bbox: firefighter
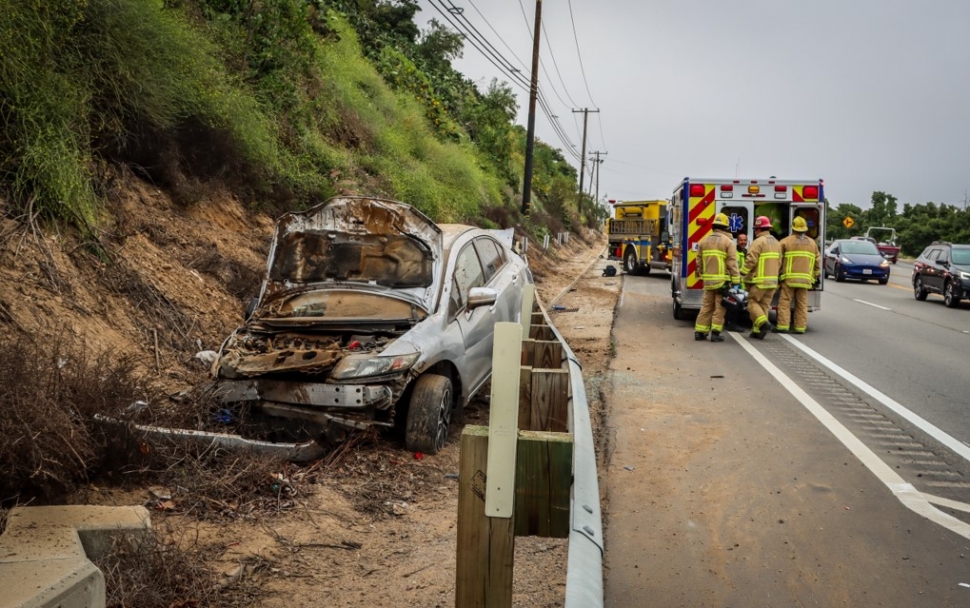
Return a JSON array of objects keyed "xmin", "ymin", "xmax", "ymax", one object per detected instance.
[
  {"xmin": 776, "ymin": 216, "xmax": 821, "ymax": 334},
  {"xmin": 694, "ymin": 213, "xmax": 740, "ymax": 342},
  {"xmin": 724, "ymin": 232, "xmax": 750, "ymax": 332},
  {"xmin": 740, "ymin": 216, "xmax": 781, "ymax": 339}
]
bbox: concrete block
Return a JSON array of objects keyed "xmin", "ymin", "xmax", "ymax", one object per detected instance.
[{"xmin": 0, "ymin": 505, "xmax": 151, "ymax": 608}]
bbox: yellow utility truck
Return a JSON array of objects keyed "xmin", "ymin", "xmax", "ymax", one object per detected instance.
[{"xmin": 606, "ymin": 199, "xmax": 671, "ymax": 275}]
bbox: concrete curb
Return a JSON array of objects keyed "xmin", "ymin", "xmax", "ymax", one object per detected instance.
[{"xmin": 0, "ymin": 505, "xmax": 152, "ymax": 608}]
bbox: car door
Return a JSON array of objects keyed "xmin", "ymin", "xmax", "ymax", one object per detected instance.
[
  {"xmin": 474, "ymin": 236, "xmax": 519, "ymax": 322},
  {"xmin": 449, "ymin": 239, "xmax": 495, "ymax": 395},
  {"xmin": 924, "ymin": 248, "xmax": 945, "ymax": 292},
  {"xmin": 824, "ymin": 244, "xmax": 839, "ymax": 276}
]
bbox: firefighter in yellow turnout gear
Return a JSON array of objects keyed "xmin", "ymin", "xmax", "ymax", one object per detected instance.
[
  {"xmin": 694, "ymin": 213, "xmax": 740, "ymax": 343},
  {"xmin": 741, "ymin": 216, "xmax": 781, "ymax": 339},
  {"xmin": 776, "ymin": 216, "xmax": 821, "ymax": 334}
]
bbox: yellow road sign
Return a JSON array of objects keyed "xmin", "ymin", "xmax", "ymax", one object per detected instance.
[{"xmin": 843, "ymin": 216, "xmax": 855, "ymax": 228}]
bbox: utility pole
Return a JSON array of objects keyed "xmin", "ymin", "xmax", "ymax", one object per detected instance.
[
  {"xmin": 589, "ymin": 151, "xmax": 607, "ymax": 206},
  {"xmin": 520, "ymin": 0, "xmax": 542, "ymax": 218},
  {"xmin": 572, "ymin": 108, "xmax": 599, "ymax": 207}
]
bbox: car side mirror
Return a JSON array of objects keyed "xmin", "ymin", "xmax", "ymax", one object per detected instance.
[{"xmin": 467, "ymin": 287, "xmax": 498, "ymax": 309}]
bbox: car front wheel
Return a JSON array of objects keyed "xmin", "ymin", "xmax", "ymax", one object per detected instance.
[
  {"xmin": 944, "ymin": 281, "xmax": 961, "ymax": 308},
  {"xmin": 914, "ymin": 276, "xmax": 928, "ymax": 300},
  {"xmin": 835, "ymin": 264, "xmax": 845, "ymax": 282},
  {"xmin": 405, "ymin": 373, "xmax": 453, "ymax": 454}
]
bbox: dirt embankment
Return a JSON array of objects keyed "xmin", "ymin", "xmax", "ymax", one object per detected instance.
[{"xmin": 1, "ymin": 178, "xmax": 619, "ymax": 606}]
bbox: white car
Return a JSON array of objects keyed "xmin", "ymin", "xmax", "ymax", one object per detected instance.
[{"xmin": 211, "ymin": 196, "xmax": 532, "ymax": 454}]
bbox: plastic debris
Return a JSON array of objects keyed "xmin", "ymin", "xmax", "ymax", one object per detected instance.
[{"xmin": 194, "ymin": 350, "xmax": 218, "ymax": 365}]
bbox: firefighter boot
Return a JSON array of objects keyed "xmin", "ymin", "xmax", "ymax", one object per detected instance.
[
  {"xmin": 710, "ymin": 331, "xmax": 724, "ymax": 343},
  {"xmin": 695, "ymin": 332, "xmax": 708, "ymax": 341},
  {"xmin": 757, "ymin": 322, "xmax": 773, "ymax": 339}
]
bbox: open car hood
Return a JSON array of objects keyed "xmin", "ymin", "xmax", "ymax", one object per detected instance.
[{"xmin": 258, "ymin": 197, "xmax": 443, "ymax": 314}]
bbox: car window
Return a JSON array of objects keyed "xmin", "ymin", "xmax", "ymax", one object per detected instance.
[
  {"xmin": 473, "ymin": 237, "xmax": 505, "ymax": 282},
  {"xmin": 930, "ymin": 249, "xmax": 946, "ymax": 263},
  {"xmin": 449, "ymin": 243, "xmax": 485, "ymax": 316},
  {"xmin": 841, "ymin": 240, "xmax": 879, "ymax": 255},
  {"xmin": 952, "ymin": 247, "xmax": 970, "ymax": 265}
]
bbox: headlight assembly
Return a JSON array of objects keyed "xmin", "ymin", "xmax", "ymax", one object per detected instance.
[
  {"xmin": 880, "ymin": 260, "xmax": 890, "ymax": 268},
  {"xmin": 840, "ymin": 256, "xmax": 851, "ymax": 264},
  {"xmin": 331, "ymin": 352, "xmax": 420, "ymax": 379},
  {"xmin": 959, "ymin": 271, "xmax": 970, "ymax": 281}
]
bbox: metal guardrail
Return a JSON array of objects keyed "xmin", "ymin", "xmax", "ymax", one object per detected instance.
[{"xmin": 543, "ymin": 311, "xmax": 605, "ymax": 607}]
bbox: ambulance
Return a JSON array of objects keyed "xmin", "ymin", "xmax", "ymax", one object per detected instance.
[{"xmin": 668, "ymin": 177, "xmax": 825, "ymax": 320}]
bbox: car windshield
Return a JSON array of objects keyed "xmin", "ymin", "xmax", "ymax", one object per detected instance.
[
  {"xmin": 841, "ymin": 241, "xmax": 879, "ymax": 255},
  {"xmin": 952, "ymin": 247, "xmax": 970, "ymax": 265},
  {"xmin": 269, "ymin": 231, "xmax": 433, "ymax": 288}
]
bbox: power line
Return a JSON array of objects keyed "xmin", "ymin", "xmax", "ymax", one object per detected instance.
[
  {"xmin": 540, "ymin": 21, "xmax": 582, "ymax": 108},
  {"xmin": 566, "ymin": 0, "xmax": 598, "ymax": 107},
  {"xmin": 427, "ymin": 0, "xmax": 579, "ymax": 158}
]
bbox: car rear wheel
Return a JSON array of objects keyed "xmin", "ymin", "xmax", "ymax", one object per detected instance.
[
  {"xmin": 405, "ymin": 373, "xmax": 453, "ymax": 454},
  {"xmin": 914, "ymin": 276, "xmax": 928, "ymax": 300},
  {"xmin": 623, "ymin": 247, "xmax": 638, "ymax": 274},
  {"xmin": 944, "ymin": 281, "xmax": 961, "ymax": 308}
]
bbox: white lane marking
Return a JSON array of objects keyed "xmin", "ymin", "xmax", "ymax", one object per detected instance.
[
  {"xmin": 853, "ymin": 299, "xmax": 890, "ymax": 310},
  {"xmin": 782, "ymin": 337, "xmax": 970, "ymax": 465},
  {"xmin": 731, "ymin": 333, "xmax": 970, "ymax": 540}
]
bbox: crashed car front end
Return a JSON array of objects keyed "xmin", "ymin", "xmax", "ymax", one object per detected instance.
[
  {"xmin": 212, "ymin": 318, "xmax": 420, "ymax": 432},
  {"xmin": 209, "ymin": 196, "xmax": 443, "ymax": 438}
]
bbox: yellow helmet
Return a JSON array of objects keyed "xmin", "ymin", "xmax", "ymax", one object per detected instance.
[
  {"xmin": 792, "ymin": 216, "xmax": 809, "ymax": 232},
  {"xmin": 712, "ymin": 213, "xmax": 730, "ymax": 229}
]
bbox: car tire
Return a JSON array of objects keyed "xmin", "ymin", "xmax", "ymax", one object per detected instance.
[
  {"xmin": 878, "ymin": 277, "xmax": 889, "ymax": 285},
  {"xmin": 914, "ymin": 276, "xmax": 928, "ymax": 300},
  {"xmin": 405, "ymin": 373, "xmax": 453, "ymax": 455},
  {"xmin": 944, "ymin": 281, "xmax": 961, "ymax": 308},
  {"xmin": 835, "ymin": 265, "xmax": 845, "ymax": 282},
  {"xmin": 623, "ymin": 247, "xmax": 638, "ymax": 274},
  {"xmin": 673, "ymin": 297, "xmax": 683, "ymax": 320}
]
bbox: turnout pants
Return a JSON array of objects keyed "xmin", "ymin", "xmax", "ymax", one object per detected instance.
[
  {"xmin": 776, "ymin": 284, "xmax": 809, "ymax": 332},
  {"xmin": 695, "ymin": 289, "xmax": 726, "ymax": 334},
  {"xmin": 747, "ymin": 285, "xmax": 776, "ymax": 332}
]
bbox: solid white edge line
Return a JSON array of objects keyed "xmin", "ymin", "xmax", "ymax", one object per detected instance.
[
  {"xmin": 730, "ymin": 332, "xmax": 970, "ymax": 540},
  {"xmin": 782, "ymin": 335, "xmax": 970, "ymax": 464},
  {"xmin": 852, "ymin": 299, "xmax": 891, "ymax": 311}
]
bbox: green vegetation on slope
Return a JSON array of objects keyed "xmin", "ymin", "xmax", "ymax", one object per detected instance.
[{"xmin": 0, "ymin": 0, "xmax": 595, "ymax": 230}]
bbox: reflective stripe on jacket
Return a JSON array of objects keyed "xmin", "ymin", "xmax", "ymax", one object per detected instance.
[
  {"xmin": 741, "ymin": 233, "xmax": 781, "ymax": 288},
  {"xmin": 779, "ymin": 233, "xmax": 821, "ymax": 288},
  {"xmin": 698, "ymin": 230, "xmax": 740, "ymax": 290}
]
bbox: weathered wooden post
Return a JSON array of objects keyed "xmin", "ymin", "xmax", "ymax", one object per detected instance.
[{"xmin": 456, "ymin": 322, "xmax": 522, "ymax": 607}]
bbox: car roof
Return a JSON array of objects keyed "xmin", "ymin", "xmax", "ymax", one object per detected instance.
[{"xmin": 438, "ymin": 224, "xmax": 481, "ymax": 249}]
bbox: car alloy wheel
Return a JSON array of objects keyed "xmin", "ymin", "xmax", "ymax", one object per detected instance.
[
  {"xmin": 405, "ymin": 373, "xmax": 453, "ymax": 454},
  {"xmin": 914, "ymin": 276, "xmax": 928, "ymax": 300},
  {"xmin": 944, "ymin": 281, "xmax": 960, "ymax": 308}
]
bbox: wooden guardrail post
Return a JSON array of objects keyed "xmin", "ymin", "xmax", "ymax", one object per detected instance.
[{"xmin": 456, "ymin": 322, "xmax": 522, "ymax": 607}]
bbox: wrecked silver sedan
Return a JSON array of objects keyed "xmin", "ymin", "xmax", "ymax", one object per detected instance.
[{"xmin": 210, "ymin": 196, "xmax": 532, "ymax": 454}]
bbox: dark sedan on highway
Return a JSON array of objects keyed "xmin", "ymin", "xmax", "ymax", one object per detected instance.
[
  {"xmin": 912, "ymin": 241, "xmax": 970, "ymax": 308},
  {"xmin": 823, "ymin": 239, "xmax": 891, "ymax": 284}
]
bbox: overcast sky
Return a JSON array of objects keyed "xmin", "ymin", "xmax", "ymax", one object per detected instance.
[{"xmin": 415, "ymin": 0, "xmax": 970, "ymax": 209}]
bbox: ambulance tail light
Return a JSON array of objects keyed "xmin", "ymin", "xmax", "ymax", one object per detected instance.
[
  {"xmin": 689, "ymin": 184, "xmax": 706, "ymax": 197},
  {"xmin": 721, "ymin": 184, "xmax": 734, "ymax": 199},
  {"xmin": 774, "ymin": 185, "xmax": 788, "ymax": 200},
  {"xmin": 803, "ymin": 185, "xmax": 819, "ymax": 199}
]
